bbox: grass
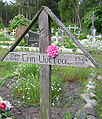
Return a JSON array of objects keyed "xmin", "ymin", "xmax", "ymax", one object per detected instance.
[
  {"xmin": 52, "ymin": 66, "xmax": 91, "ymax": 83},
  {"xmin": 91, "ymin": 54, "xmax": 102, "ymax": 76},
  {"xmin": 0, "ymin": 47, "xmax": 8, "ymax": 57},
  {"xmin": 0, "ymin": 33, "xmax": 11, "ymax": 41},
  {"xmin": 10, "ymin": 62, "xmax": 92, "ymax": 106},
  {"xmin": 95, "ymin": 76, "xmax": 102, "ymax": 119},
  {"xmin": 63, "ymin": 112, "xmax": 73, "ymax": 119},
  {"xmin": 0, "ymin": 42, "xmax": 13, "ymax": 46},
  {"xmin": 0, "ymin": 47, "xmax": 102, "ymax": 118},
  {"xmin": 0, "ymin": 61, "xmax": 19, "ymax": 79},
  {"xmin": 0, "ymin": 80, "xmax": 4, "ymax": 86},
  {"xmin": 0, "ymin": 48, "xmax": 19, "ymax": 78}
]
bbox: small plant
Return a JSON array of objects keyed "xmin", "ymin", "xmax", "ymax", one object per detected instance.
[
  {"xmin": 63, "ymin": 112, "xmax": 73, "ymax": 119},
  {"xmin": 51, "ymin": 74, "xmax": 63, "ymax": 106},
  {"xmin": 65, "ymin": 98, "xmax": 74, "ymax": 107},
  {"xmin": 18, "ymin": 39, "xmax": 29, "ymax": 47},
  {"xmin": 0, "ymin": 80, "xmax": 4, "ymax": 86}
]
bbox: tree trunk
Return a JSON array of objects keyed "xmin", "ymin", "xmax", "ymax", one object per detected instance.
[
  {"xmin": 26, "ymin": 12, "xmax": 28, "ymax": 19},
  {"xmin": 22, "ymin": 7, "xmax": 23, "ymax": 15},
  {"xmin": 6, "ymin": 11, "xmax": 8, "ymax": 27},
  {"xmin": 0, "ymin": 11, "xmax": 2, "ymax": 19},
  {"xmin": 28, "ymin": 0, "xmax": 30, "ymax": 7},
  {"xmin": 18, "ymin": 7, "xmax": 20, "ymax": 14}
]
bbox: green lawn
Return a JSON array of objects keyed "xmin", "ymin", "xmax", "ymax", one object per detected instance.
[{"xmin": 0, "ymin": 48, "xmax": 19, "ymax": 78}]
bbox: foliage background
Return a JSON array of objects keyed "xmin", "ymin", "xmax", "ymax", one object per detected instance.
[
  {"xmin": 83, "ymin": 5, "xmax": 102, "ymax": 33},
  {"xmin": 0, "ymin": 0, "xmax": 102, "ymax": 33}
]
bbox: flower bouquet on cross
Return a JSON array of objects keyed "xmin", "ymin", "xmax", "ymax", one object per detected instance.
[
  {"xmin": 46, "ymin": 45, "xmax": 59, "ymax": 58},
  {"xmin": 0, "ymin": 96, "xmax": 13, "ymax": 118}
]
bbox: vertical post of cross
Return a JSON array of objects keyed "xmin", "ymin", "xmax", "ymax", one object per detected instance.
[{"xmin": 39, "ymin": 10, "xmax": 51, "ymax": 119}]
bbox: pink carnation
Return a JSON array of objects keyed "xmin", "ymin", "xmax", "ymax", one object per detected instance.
[{"xmin": 46, "ymin": 45, "xmax": 59, "ymax": 58}]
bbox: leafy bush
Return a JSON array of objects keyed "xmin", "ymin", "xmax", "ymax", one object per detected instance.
[
  {"xmin": 18, "ymin": 39, "xmax": 28, "ymax": 47},
  {"xmin": 31, "ymin": 22, "xmax": 38, "ymax": 32},
  {"xmin": 9, "ymin": 14, "xmax": 30, "ymax": 29},
  {"xmin": 78, "ymin": 34, "xmax": 87, "ymax": 40},
  {"xmin": 83, "ymin": 5, "xmax": 102, "ymax": 33},
  {"xmin": 57, "ymin": 37, "xmax": 77, "ymax": 53},
  {"xmin": 51, "ymin": 22, "xmax": 59, "ymax": 29}
]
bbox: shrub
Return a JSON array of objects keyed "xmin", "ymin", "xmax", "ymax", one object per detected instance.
[
  {"xmin": 78, "ymin": 34, "xmax": 87, "ymax": 40},
  {"xmin": 56, "ymin": 37, "xmax": 77, "ymax": 53},
  {"xmin": 31, "ymin": 22, "xmax": 38, "ymax": 32},
  {"xmin": 9, "ymin": 14, "xmax": 30, "ymax": 29}
]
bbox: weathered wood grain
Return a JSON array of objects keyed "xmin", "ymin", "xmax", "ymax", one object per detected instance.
[
  {"xmin": 4, "ymin": 52, "xmax": 96, "ymax": 68},
  {"xmin": 43, "ymin": 6, "xmax": 101, "ymax": 68},
  {"xmin": 39, "ymin": 10, "xmax": 51, "ymax": 119}
]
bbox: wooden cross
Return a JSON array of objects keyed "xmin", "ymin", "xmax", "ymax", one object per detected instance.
[{"xmin": 2, "ymin": 6, "xmax": 101, "ymax": 119}]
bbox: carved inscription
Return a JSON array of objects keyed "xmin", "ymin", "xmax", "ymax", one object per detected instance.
[{"xmin": 4, "ymin": 52, "xmax": 95, "ymax": 68}]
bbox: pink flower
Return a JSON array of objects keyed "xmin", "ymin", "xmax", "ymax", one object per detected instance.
[
  {"xmin": 56, "ymin": 96, "xmax": 59, "ymax": 101},
  {"xmin": 46, "ymin": 45, "xmax": 59, "ymax": 58}
]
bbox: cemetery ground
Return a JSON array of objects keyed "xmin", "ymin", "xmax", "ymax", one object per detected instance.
[{"xmin": 0, "ymin": 47, "xmax": 102, "ymax": 119}]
